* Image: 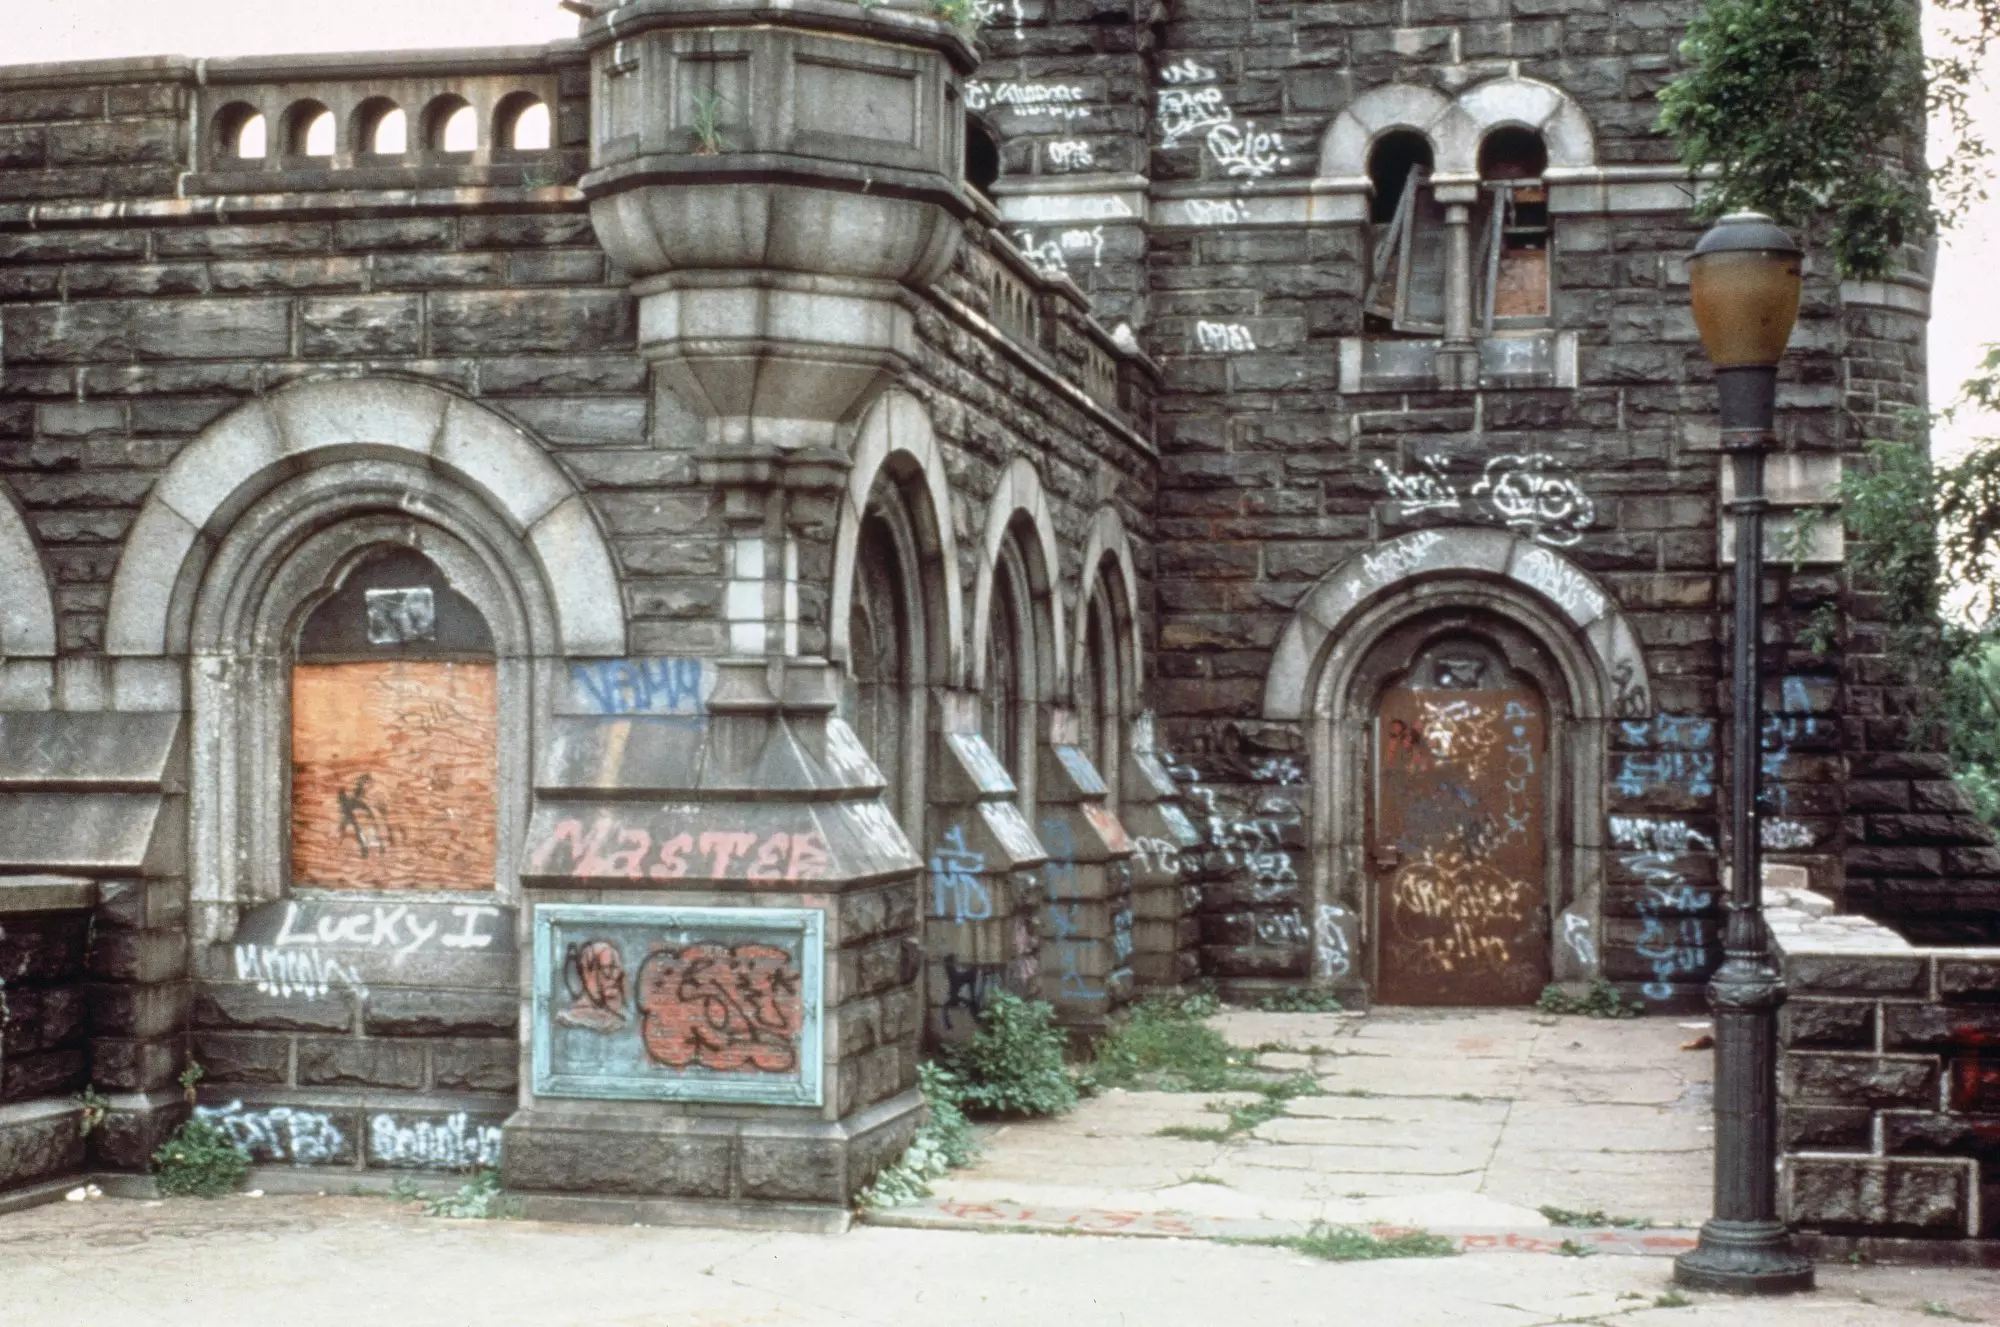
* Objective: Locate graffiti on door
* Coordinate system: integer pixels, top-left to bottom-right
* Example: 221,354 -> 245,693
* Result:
1374,642 -> 1549,1004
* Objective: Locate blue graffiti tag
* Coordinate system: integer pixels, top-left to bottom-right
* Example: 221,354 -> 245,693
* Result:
929,826 -> 992,923
569,658 -> 708,716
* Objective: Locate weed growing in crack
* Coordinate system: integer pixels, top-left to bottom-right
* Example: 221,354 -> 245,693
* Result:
1538,1205 -> 1651,1229
857,1063 -> 981,1209
1253,987 -> 1346,1013
1555,1238 -> 1595,1257
423,1169 -> 519,1219
151,1117 -> 249,1198
1535,980 -> 1641,1019
1243,1225 -> 1459,1262
1654,1290 -> 1693,1309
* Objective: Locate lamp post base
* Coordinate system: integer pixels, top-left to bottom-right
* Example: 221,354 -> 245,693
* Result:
1673,1219 -> 1815,1295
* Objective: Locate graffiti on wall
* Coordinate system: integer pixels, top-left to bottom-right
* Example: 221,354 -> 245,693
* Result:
1155,58 -> 1287,177
1609,816 -> 1716,1001
532,904 -> 823,1105
528,815 -> 833,882
567,657 -> 710,716
368,1112 -> 504,1171
1377,452 -> 1598,548
1614,716 -> 1717,801
196,1101 -> 349,1165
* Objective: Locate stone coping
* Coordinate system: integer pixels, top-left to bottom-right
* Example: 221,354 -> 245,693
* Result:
0,874 -> 97,915
1766,882 -> 2000,960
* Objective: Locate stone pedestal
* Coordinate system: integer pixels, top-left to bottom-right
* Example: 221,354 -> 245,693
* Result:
503,660 -> 924,1223
921,714 -> 1048,1046
1120,714 -> 1201,996
1034,740 -> 1134,1042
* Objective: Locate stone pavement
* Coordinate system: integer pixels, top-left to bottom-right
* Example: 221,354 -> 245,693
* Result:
1,1007 -> 1994,1325
881,1006 -> 1717,1242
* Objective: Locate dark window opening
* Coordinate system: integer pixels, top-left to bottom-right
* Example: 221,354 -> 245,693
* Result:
965,117 -> 1001,201
1364,130 -> 1444,335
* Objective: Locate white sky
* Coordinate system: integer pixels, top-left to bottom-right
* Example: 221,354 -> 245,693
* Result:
6,0 -> 1999,455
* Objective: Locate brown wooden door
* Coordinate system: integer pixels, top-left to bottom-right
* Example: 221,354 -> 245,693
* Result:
1372,640 -> 1549,1005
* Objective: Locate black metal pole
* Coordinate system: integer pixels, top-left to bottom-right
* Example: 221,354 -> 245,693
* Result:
1673,364 -> 1814,1295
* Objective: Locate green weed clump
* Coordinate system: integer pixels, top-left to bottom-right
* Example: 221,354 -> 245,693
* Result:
857,1063 -> 981,1209
423,1168 -> 518,1220
942,992 -> 1078,1118
1261,1224 -> 1459,1262
1538,1204 -> 1650,1229
1090,998 -> 1250,1093
151,1117 -> 250,1198
1536,979 -> 1642,1019
1253,987 -> 1346,1014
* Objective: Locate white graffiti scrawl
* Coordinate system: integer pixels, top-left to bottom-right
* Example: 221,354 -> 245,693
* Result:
1155,63 -> 1286,178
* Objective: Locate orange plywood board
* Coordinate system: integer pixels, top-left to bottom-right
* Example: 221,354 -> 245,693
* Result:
291,661 -> 498,891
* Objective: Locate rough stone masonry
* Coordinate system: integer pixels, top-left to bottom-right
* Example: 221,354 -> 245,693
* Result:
0,0 -> 1987,1243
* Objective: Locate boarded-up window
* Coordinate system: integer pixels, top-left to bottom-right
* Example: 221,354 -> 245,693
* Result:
290,548 -> 498,891
1364,131 -> 1446,336
1478,128 -> 1552,327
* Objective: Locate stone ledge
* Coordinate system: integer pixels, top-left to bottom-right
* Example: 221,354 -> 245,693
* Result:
0,875 -> 96,914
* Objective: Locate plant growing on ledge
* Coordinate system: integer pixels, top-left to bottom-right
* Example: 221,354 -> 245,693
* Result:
74,1086 -> 109,1138
941,992 -> 1078,1117
151,1117 -> 249,1199
687,89 -> 728,157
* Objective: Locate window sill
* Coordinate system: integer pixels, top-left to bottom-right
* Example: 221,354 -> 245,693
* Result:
1338,330 -> 1578,394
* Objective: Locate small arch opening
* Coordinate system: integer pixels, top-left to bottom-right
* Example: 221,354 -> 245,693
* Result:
424,95 -> 478,155
213,103 -> 266,162
1479,126 -> 1549,182
496,93 -> 551,152
964,116 -> 1000,200
353,98 -> 407,157
284,101 -> 335,159
1477,127 -> 1552,325
1367,130 -> 1433,225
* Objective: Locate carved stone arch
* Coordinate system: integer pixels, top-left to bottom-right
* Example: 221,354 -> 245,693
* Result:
0,480 -> 57,660
1317,82 -> 1456,181
1444,75 -> 1597,177
1264,530 -> 1649,723
1267,530 -> 1649,994
830,388 -> 963,687
183,457 -> 560,940
1069,504 -> 1143,714
969,456 -> 1066,698
105,377 -> 625,660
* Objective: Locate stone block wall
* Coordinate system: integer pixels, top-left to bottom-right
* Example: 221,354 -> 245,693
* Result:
1772,884 -> 1999,1241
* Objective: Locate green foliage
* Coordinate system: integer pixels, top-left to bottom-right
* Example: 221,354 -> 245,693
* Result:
857,1063 -> 981,1209
1261,1224 -> 1459,1262
1836,422 -> 2000,827
423,1169 -> 518,1219
687,89 -> 727,156
926,0 -> 982,36
1252,986 -> 1346,1013
1538,1205 -> 1651,1229
1657,0 -> 1927,275
151,1117 -> 250,1198
1090,998 -> 1252,1093
178,1060 -> 205,1104
1535,979 -> 1642,1019
1655,1290 -> 1695,1309
942,992 -> 1078,1118
74,1087 -> 108,1138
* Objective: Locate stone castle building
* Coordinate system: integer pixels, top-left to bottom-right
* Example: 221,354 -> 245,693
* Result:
0,0 -> 1992,1237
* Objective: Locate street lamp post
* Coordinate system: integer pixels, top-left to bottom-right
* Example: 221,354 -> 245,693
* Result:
1672,212 -> 1815,1296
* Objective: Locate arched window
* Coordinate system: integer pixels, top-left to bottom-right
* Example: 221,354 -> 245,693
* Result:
983,563 -> 1024,784
354,98 -> 407,157
982,524 -> 1048,811
283,100 -> 335,160
424,95 -> 478,156
290,547 -> 498,891
847,513 -> 912,824
496,92 -> 551,154
1477,127 -> 1552,326
1363,130 -> 1445,335
213,103 -> 267,163
1077,560 -> 1131,810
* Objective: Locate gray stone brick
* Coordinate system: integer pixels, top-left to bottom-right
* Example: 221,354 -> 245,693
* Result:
296,1038 -> 427,1090
429,1040 -> 519,1093
1786,1052 -> 1939,1108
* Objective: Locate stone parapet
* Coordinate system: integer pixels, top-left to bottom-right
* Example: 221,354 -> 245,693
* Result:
1769,883 -> 1999,1241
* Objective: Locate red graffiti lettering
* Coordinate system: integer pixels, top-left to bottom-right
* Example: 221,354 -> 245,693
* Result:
649,832 -> 693,879
605,828 -> 651,879
635,942 -> 803,1073
786,830 -> 832,881
746,833 -> 789,881
699,831 -> 759,878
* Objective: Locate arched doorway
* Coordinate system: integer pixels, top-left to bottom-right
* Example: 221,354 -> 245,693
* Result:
1370,634 -> 1550,1004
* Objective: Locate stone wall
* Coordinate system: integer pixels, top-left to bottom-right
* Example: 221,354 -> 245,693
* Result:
1771,882 -> 1999,1242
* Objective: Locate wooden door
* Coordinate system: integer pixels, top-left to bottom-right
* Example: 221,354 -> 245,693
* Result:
1372,639 -> 1549,1005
